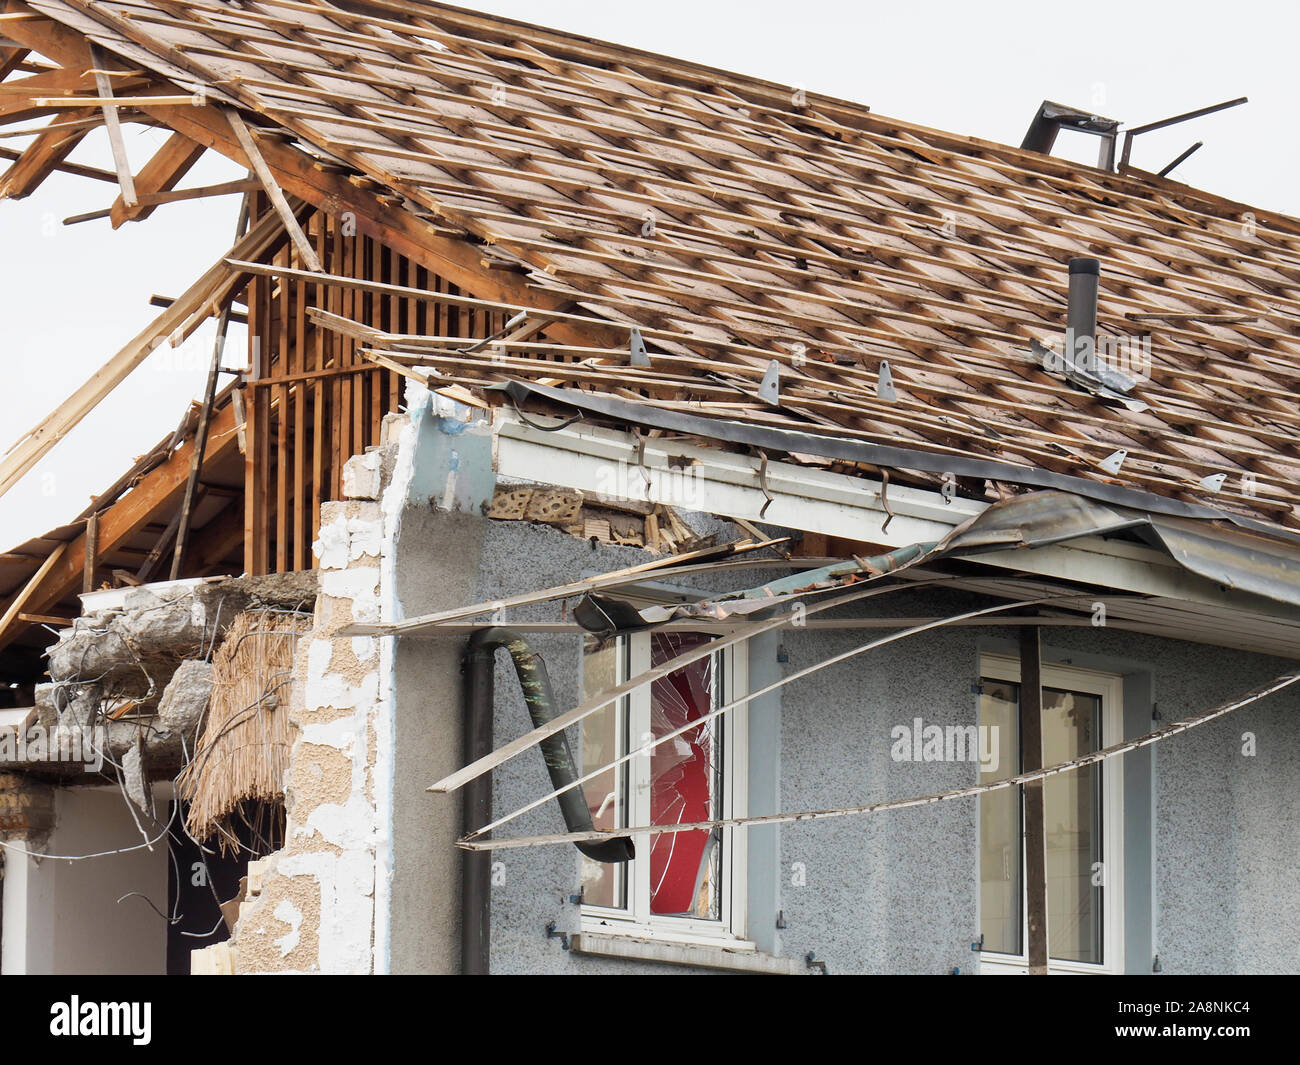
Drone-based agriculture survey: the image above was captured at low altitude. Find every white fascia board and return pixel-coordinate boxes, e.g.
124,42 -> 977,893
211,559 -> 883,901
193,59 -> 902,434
489,413 -> 1298,621
493,415 -> 983,549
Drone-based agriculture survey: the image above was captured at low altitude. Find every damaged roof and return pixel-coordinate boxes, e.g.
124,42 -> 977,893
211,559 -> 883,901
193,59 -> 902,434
3,1 -> 1300,609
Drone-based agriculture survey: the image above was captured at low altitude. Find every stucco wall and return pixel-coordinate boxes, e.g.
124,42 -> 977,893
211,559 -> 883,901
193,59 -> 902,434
390,510 -> 1300,975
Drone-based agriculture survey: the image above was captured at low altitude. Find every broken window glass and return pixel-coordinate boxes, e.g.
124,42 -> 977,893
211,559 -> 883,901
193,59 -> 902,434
580,630 -> 726,925
648,632 -> 721,919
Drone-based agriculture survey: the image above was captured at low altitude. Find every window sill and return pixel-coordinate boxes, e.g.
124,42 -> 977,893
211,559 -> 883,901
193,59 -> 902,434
570,932 -> 805,974
980,954 -> 1117,975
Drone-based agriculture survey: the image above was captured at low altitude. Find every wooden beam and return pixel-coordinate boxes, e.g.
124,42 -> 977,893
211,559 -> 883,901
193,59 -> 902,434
86,43 -> 135,205
0,206 -> 289,500
16,612 -> 71,627
0,402 -> 241,654
0,540 -> 69,644
226,108 -> 322,272
1019,625 -> 1049,975
29,94 -> 201,108
0,105 -> 96,197
110,130 -> 205,226
131,176 -> 258,210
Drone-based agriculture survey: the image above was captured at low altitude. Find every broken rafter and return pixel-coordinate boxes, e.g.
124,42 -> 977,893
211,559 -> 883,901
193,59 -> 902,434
226,108 -> 321,272
110,129 -> 205,226
0,205 -> 291,500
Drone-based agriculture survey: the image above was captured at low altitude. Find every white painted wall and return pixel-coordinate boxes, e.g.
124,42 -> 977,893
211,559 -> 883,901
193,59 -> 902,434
1,786 -> 167,974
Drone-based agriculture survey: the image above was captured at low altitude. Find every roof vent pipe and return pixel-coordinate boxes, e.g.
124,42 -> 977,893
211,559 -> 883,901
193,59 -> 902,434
1067,257 -> 1100,374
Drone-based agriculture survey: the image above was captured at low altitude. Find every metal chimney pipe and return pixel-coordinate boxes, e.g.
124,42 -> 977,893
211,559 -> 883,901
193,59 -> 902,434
1067,257 -> 1100,372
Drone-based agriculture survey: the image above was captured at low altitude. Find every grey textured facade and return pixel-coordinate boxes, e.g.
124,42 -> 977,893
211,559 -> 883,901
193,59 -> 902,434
387,506 -> 1300,975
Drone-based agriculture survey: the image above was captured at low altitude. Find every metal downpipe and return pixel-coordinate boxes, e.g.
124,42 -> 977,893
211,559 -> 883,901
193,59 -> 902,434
461,627 -> 634,974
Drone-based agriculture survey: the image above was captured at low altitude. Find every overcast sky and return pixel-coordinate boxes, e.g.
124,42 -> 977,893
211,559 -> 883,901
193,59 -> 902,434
1,0 -> 1295,551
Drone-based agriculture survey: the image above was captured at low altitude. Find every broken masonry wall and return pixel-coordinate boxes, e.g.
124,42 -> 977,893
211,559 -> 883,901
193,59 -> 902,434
225,496 -> 385,973
37,570 -> 317,781
222,388 -> 483,974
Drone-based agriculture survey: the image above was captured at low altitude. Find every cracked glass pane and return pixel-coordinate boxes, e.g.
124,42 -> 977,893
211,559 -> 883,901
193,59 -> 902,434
648,632 -> 721,919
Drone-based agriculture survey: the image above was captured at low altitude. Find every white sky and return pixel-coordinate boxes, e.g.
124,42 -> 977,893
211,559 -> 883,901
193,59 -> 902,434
1,0 -> 1295,550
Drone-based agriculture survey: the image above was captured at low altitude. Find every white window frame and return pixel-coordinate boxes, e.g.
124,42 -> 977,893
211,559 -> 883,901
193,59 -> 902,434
977,654 -> 1125,975
580,632 -> 751,948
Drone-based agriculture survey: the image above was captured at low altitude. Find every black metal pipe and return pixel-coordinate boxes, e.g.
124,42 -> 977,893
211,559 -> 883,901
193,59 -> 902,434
460,627 -> 634,973
1067,257 -> 1100,373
